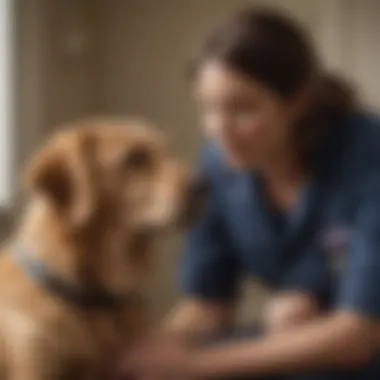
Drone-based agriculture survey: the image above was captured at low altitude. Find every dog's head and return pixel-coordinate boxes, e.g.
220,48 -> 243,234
22,119 -> 206,291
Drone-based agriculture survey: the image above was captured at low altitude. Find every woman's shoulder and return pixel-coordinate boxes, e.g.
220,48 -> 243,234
326,110 -> 380,190
342,110 -> 380,141
343,110 -> 380,134
337,110 -> 380,166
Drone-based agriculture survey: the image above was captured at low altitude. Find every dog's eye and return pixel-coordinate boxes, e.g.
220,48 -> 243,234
124,147 -> 152,170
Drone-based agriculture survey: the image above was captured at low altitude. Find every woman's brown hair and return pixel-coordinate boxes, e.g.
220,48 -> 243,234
190,8 -> 357,167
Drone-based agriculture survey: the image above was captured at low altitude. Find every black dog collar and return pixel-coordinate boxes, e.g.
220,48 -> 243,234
11,245 -> 141,310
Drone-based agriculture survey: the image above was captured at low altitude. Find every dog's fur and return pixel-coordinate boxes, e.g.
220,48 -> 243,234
0,119 -> 193,379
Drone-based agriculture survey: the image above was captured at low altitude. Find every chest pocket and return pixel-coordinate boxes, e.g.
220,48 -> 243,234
279,196 -> 357,284
318,224 -> 353,276
316,187 -> 360,273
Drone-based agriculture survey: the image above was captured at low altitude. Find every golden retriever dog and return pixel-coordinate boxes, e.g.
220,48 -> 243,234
0,119 -> 204,379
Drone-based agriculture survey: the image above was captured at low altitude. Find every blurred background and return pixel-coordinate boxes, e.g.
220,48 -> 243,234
2,0 -> 380,323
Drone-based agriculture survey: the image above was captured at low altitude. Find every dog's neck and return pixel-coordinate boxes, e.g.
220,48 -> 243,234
14,198 -> 140,296
16,199 -> 79,281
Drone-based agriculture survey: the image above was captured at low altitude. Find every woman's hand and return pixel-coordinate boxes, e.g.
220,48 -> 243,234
119,333 -> 198,380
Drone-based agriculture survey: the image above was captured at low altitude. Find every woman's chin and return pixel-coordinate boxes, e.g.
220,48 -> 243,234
226,157 -> 252,171
224,152 -> 257,171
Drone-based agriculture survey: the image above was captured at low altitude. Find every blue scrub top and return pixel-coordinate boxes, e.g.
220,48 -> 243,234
180,111 -> 380,319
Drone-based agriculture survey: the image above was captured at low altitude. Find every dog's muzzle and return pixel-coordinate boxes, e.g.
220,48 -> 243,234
179,172 -> 210,228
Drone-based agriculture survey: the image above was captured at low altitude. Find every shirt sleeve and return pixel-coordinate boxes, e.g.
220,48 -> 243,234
179,148 -> 240,301
336,176 -> 380,317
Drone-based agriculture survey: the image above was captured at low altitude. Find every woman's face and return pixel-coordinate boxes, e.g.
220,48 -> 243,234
194,61 -> 301,170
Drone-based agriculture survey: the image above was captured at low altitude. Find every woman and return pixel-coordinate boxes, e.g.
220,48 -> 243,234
125,8 -> 380,380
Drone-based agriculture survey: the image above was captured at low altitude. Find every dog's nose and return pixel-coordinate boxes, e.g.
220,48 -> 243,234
179,172 -> 210,228
188,171 -> 210,200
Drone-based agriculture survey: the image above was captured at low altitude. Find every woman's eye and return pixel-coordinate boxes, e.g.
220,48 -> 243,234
123,148 -> 152,170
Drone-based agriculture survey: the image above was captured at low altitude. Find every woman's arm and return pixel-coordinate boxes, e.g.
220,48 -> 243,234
192,311 -> 379,376
163,298 -> 235,337
191,175 -> 380,376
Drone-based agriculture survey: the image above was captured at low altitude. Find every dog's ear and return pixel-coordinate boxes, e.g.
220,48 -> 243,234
23,129 -> 96,226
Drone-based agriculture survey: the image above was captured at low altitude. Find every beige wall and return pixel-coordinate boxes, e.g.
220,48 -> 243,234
10,0 -> 380,322
17,0 -> 103,160
8,0 -> 102,224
